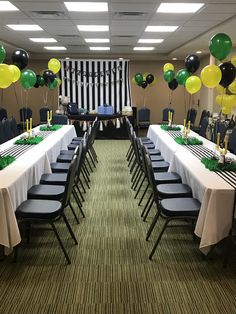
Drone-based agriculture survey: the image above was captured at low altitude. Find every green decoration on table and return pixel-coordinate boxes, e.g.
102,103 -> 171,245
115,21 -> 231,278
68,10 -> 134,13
0,155 -> 16,170
160,125 -> 181,131
15,136 -> 44,145
39,125 -> 62,131
201,157 -> 236,172
174,136 -> 203,145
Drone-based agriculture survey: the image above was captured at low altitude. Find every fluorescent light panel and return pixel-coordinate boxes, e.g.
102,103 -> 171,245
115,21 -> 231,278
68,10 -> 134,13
30,38 -> 57,43
7,24 -> 43,31
196,50 -> 202,54
77,25 -> 109,32
0,1 -> 18,11
85,38 -> 109,43
89,46 -> 110,50
138,39 -> 163,44
157,3 -> 204,13
133,47 -> 155,51
44,46 -> 67,50
145,26 -> 178,32
64,2 -> 108,12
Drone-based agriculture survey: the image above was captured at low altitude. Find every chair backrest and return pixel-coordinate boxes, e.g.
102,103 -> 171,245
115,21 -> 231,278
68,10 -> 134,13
198,117 -> 208,138
131,132 -> 142,165
2,118 -> 12,142
198,110 -> 208,127
229,127 -> 236,154
186,108 -> 197,125
162,108 -> 174,122
212,121 -> 227,144
67,102 -> 79,115
20,107 -> 32,122
52,114 -> 68,125
0,121 -> 4,144
9,117 -> 19,137
62,155 -> 77,208
138,107 -> 150,122
39,107 -> 50,123
0,108 -> 7,120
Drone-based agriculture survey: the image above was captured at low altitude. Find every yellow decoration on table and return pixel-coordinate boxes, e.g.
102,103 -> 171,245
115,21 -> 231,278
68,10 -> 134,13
30,117 -> 32,130
187,120 -> 191,132
216,132 -> 220,150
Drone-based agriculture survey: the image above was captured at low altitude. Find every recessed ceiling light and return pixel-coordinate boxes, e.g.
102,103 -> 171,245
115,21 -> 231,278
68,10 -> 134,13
172,57 -> 178,60
0,1 -> 18,11
138,39 -> 164,44
157,3 -> 204,13
145,26 -> 178,32
85,38 -> 110,43
7,24 -> 43,31
118,57 -> 123,60
89,46 -> 110,50
30,38 -> 57,43
196,50 -> 202,54
64,2 -> 108,12
77,25 -> 109,32
65,57 -> 70,59
44,46 -> 67,50
133,47 -> 155,51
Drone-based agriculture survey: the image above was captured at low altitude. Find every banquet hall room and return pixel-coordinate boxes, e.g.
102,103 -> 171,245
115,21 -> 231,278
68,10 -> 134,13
1,0 -> 236,313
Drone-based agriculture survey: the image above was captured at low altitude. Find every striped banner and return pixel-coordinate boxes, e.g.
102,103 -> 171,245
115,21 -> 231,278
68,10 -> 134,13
59,59 -> 131,113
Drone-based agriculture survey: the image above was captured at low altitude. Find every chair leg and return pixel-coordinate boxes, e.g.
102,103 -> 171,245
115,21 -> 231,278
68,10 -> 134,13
75,184 -> 85,202
79,178 -> 86,194
131,168 -> 141,189
133,171 -> 144,191
149,218 -> 172,260
62,213 -> 78,245
126,144 -> 132,158
69,200 -> 80,224
138,183 -> 149,206
88,150 -> 96,168
85,156 -> 93,172
141,193 -> 153,217
146,211 -> 160,241
50,221 -> 71,264
134,176 -> 145,199
143,199 -> 154,222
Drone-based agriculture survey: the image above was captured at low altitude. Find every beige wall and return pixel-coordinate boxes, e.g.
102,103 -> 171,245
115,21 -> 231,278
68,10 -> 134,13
1,58 -> 213,125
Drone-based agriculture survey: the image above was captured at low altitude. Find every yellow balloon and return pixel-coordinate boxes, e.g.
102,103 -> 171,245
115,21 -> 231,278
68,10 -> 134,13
185,76 -> 202,94
228,81 -> 236,94
48,58 -> 61,74
143,72 -> 149,80
231,56 -> 236,67
0,64 -> 13,88
200,65 -> 222,88
149,77 -> 157,87
216,94 -> 225,106
231,95 -> 236,108
163,63 -> 174,72
9,64 -> 21,83
215,85 -> 226,94
222,105 -> 231,115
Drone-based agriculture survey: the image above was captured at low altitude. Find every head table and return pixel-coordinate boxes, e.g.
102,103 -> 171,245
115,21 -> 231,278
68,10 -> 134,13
0,125 -> 76,253
147,125 -> 236,255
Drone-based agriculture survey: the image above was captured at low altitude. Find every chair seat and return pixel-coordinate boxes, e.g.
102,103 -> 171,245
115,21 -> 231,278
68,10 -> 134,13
28,185 -> 65,200
51,162 -> 69,173
152,161 -> 169,172
154,172 -> 182,184
60,150 -> 74,155
40,173 -> 67,185
57,154 -> 73,163
160,198 -> 200,217
140,139 -> 153,144
73,137 -> 83,141
71,139 -> 82,144
157,183 -> 192,199
148,149 -> 161,155
140,137 -> 152,142
150,155 -> 164,162
68,144 -> 77,150
16,199 -> 62,219
144,143 -> 155,149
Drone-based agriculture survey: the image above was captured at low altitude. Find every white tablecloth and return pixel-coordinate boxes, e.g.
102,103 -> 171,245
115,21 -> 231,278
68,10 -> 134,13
0,125 -> 76,250
147,124 -> 236,254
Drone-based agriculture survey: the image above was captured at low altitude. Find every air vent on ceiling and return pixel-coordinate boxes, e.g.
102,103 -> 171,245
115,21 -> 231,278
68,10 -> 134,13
57,35 -> 80,38
31,11 -> 65,18
114,35 -> 136,38
114,11 -> 146,17
68,44 -> 84,47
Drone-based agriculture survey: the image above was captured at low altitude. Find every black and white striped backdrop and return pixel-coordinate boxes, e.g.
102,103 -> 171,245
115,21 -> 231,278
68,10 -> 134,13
59,59 -> 132,113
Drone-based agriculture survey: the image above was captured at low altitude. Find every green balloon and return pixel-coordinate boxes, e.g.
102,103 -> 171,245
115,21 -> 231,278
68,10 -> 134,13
176,69 -> 191,85
20,69 -> 37,89
209,33 -> 232,61
0,44 -> 6,63
48,79 -> 58,89
164,70 -> 175,83
38,75 -> 45,86
135,72 -> 143,85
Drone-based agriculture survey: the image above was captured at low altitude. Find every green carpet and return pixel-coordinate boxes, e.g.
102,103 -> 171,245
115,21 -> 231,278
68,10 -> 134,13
1,140 -> 236,314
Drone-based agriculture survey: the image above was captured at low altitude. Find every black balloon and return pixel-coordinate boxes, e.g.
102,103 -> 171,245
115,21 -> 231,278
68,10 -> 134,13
168,78 -> 178,90
141,80 -> 148,89
146,74 -> 154,84
184,54 -> 200,73
43,69 -> 56,85
11,48 -> 29,70
219,62 -> 236,87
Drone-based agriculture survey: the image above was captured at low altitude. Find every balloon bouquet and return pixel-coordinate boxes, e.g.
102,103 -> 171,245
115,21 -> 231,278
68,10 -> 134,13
132,72 -> 157,107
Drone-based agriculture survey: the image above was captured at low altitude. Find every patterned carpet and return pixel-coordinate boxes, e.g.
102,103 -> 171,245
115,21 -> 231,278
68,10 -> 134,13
1,140 -> 236,314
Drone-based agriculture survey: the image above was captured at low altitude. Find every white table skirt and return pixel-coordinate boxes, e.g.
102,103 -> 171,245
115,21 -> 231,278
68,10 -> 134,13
0,125 -> 76,250
147,124 -> 236,254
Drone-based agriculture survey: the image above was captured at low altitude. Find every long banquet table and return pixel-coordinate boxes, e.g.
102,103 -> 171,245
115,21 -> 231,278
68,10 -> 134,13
147,125 -> 236,254
0,125 -> 76,252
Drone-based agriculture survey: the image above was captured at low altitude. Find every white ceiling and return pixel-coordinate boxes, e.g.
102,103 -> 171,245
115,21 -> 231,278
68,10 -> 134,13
0,0 -> 236,60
